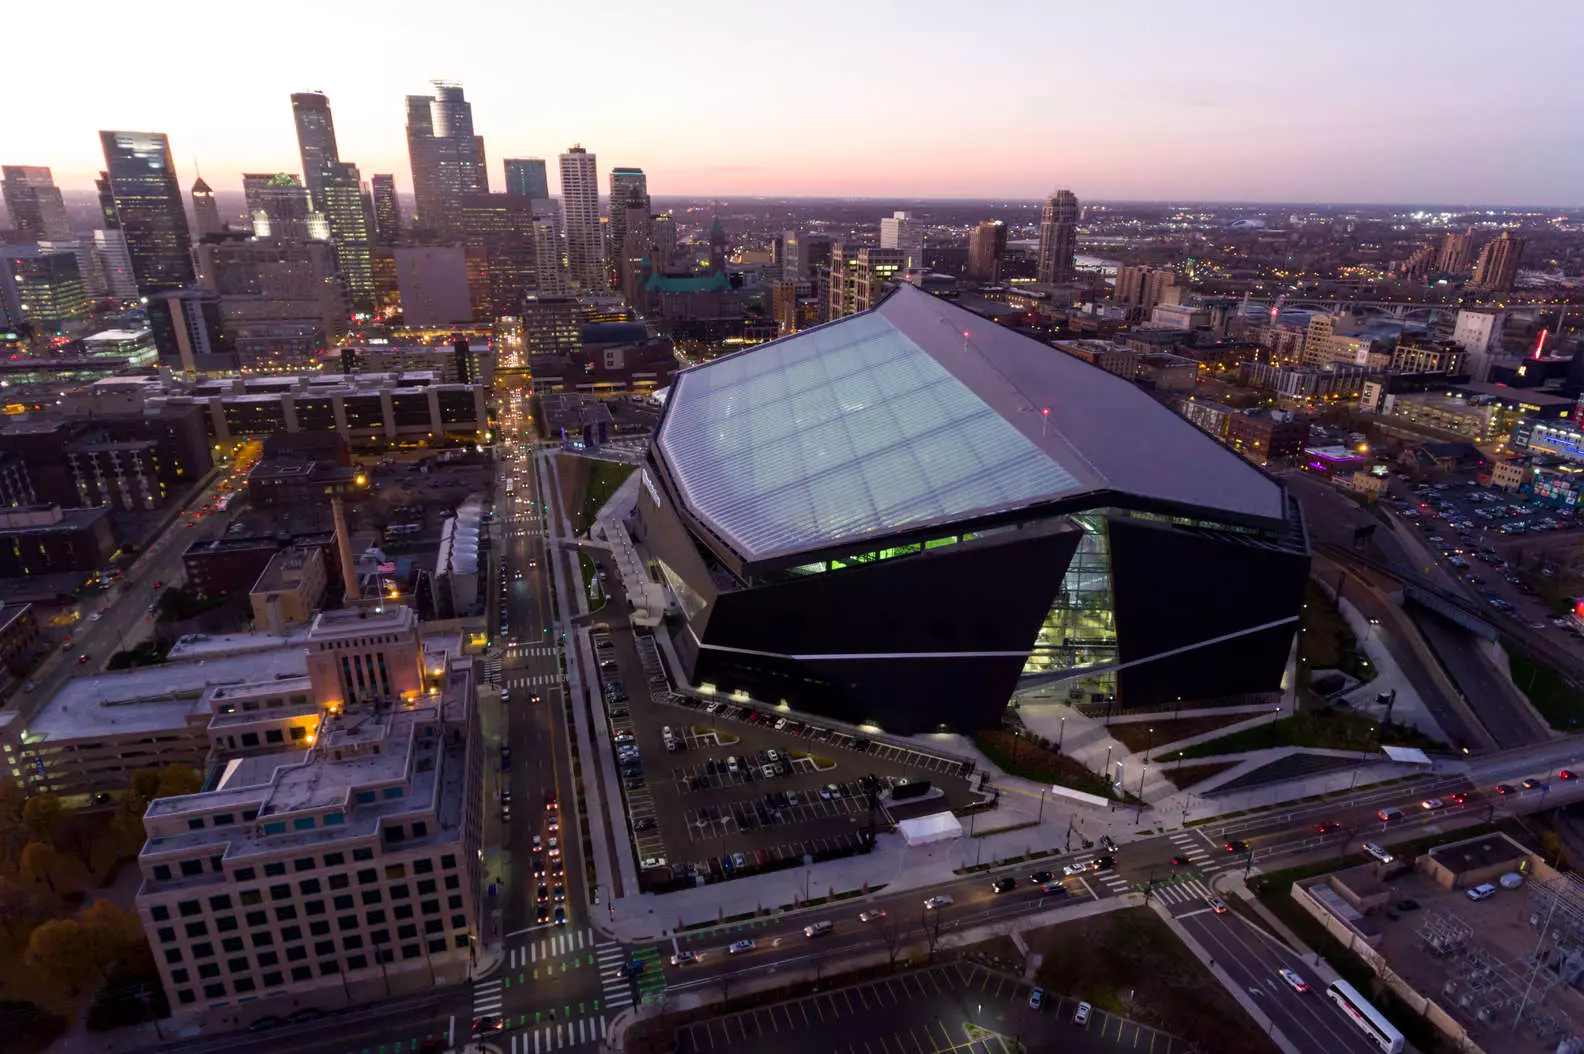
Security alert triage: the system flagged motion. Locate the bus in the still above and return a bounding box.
[1326,979,1404,1054]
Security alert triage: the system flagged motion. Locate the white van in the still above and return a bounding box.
[1467,883,1497,901]
[803,920,834,938]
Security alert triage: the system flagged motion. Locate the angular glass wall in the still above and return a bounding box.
[1019,514,1116,703]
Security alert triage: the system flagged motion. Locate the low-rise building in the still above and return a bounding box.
[247,459,369,508]
[1051,338,1140,380]
[0,504,116,578]
[133,613,480,1021]
[0,602,39,675]
[1388,392,1501,442]
[1225,410,1311,466]
[250,547,327,633]
[1177,397,1235,439]
[1488,457,1531,492]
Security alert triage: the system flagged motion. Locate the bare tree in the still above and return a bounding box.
[879,914,906,969]
[924,907,946,962]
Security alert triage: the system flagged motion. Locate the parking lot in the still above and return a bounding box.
[671,962,1186,1054]
[582,587,983,888]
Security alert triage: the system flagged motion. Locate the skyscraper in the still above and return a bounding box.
[405,82,484,236]
[290,91,339,213]
[243,174,320,242]
[1471,231,1525,293]
[371,174,400,246]
[607,167,648,282]
[474,137,489,192]
[461,193,540,317]
[98,131,195,295]
[879,210,923,271]
[1434,228,1475,273]
[191,176,222,237]
[967,220,1006,283]
[530,199,568,295]
[559,145,604,291]
[1035,189,1079,285]
[504,159,549,199]
[322,162,373,312]
[2,166,71,242]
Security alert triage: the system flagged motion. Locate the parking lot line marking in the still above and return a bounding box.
[844,989,858,1013]
[814,996,826,1022]
[800,1000,811,1026]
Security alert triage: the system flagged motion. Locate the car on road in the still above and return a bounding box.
[548,837,560,857]
[537,884,549,903]
[1278,968,1310,992]
[924,895,954,910]
[1495,783,1516,795]
[1223,840,1248,853]
[1030,870,1053,883]
[992,877,1017,894]
[1207,896,1228,914]
[532,835,542,853]
[1092,855,1115,871]
[1314,821,1340,834]
[1522,777,1543,789]
[1028,987,1044,1011]
[88,612,102,622]
[529,692,542,705]
[1170,855,1190,867]
[1448,791,1469,804]
[1073,1002,1092,1026]
[1040,882,1068,897]
[671,950,698,966]
[547,813,559,831]
[1562,770,1577,781]
[553,884,565,902]
[248,1016,284,1033]
[1376,808,1402,822]
[1062,862,1089,877]
[1420,798,1444,810]
[728,939,756,954]
[1363,842,1395,863]
[553,906,567,925]
[77,655,89,664]
[858,909,888,922]
[473,1016,503,1035]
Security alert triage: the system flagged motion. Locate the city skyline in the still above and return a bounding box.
[8,0,1581,207]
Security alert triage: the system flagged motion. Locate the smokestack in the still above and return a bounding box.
[332,497,359,604]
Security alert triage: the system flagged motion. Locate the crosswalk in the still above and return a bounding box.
[503,1018,607,1052]
[597,941,632,1008]
[509,646,560,658]
[1168,829,1217,870]
[508,927,591,968]
[505,673,561,688]
[474,976,504,1018]
[1149,876,1216,906]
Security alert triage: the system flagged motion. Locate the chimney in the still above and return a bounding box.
[331,497,359,604]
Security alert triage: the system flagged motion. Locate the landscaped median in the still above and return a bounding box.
[972,728,1137,802]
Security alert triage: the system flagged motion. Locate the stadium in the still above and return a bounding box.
[632,282,1310,734]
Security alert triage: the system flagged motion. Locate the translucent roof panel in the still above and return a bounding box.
[658,311,1083,560]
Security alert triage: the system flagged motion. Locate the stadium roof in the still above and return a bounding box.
[656,283,1286,562]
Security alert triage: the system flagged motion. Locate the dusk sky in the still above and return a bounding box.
[16,0,1584,205]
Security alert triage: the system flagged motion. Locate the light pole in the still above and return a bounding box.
[1038,788,1047,824]
[1135,761,1148,822]
[1057,715,1066,753]
[1102,743,1114,780]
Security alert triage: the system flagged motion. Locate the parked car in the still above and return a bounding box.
[1073,1002,1092,1026]
[1028,987,1044,1011]
[1467,883,1497,901]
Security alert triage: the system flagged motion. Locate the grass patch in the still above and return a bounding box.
[1026,908,1278,1054]
[1175,708,1439,761]
[575,460,636,535]
[1300,579,1375,683]
[577,552,606,613]
[1505,645,1584,731]
[1109,713,1255,754]
[1161,760,1238,790]
[973,729,1131,802]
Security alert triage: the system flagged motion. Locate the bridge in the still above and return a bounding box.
[1235,294,1581,319]
[1316,541,1501,640]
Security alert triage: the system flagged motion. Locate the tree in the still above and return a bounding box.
[154,765,202,801]
[81,899,141,976]
[27,918,95,995]
[19,841,57,892]
[22,794,62,847]
[878,913,906,968]
[129,769,162,804]
[924,907,946,961]
[0,778,26,868]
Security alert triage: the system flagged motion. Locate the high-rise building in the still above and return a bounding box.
[93,229,137,300]
[0,245,88,332]
[530,199,567,296]
[1471,231,1525,293]
[290,91,340,213]
[1035,189,1079,285]
[322,162,373,312]
[148,288,233,372]
[2,166,71,242]
[98,131,195,295]
[559,146,604,291]
[1434,228,1475,273]
[474,136,489,192]
[1112,265,1178,312]
[243,174,322,242]
[879,210,923,271]
[828,244,905,320]
[404,82,484,236]
[607,167,648,283]
[191,176,222,237]
[460,194,540,318]
[504,159,549,199]
[197,238,348,369]
[371,175,400,246]
[966,220,1006,283]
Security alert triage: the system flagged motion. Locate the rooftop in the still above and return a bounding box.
[655,283,1287,562]
[1428,832,1529,876]
[26,648,310,742]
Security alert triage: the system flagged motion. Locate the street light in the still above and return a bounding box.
[1057,715,1066,753]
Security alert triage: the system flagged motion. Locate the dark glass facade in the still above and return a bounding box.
[99,131,195,295]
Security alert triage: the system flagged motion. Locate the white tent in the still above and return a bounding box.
[897,812,963,847]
